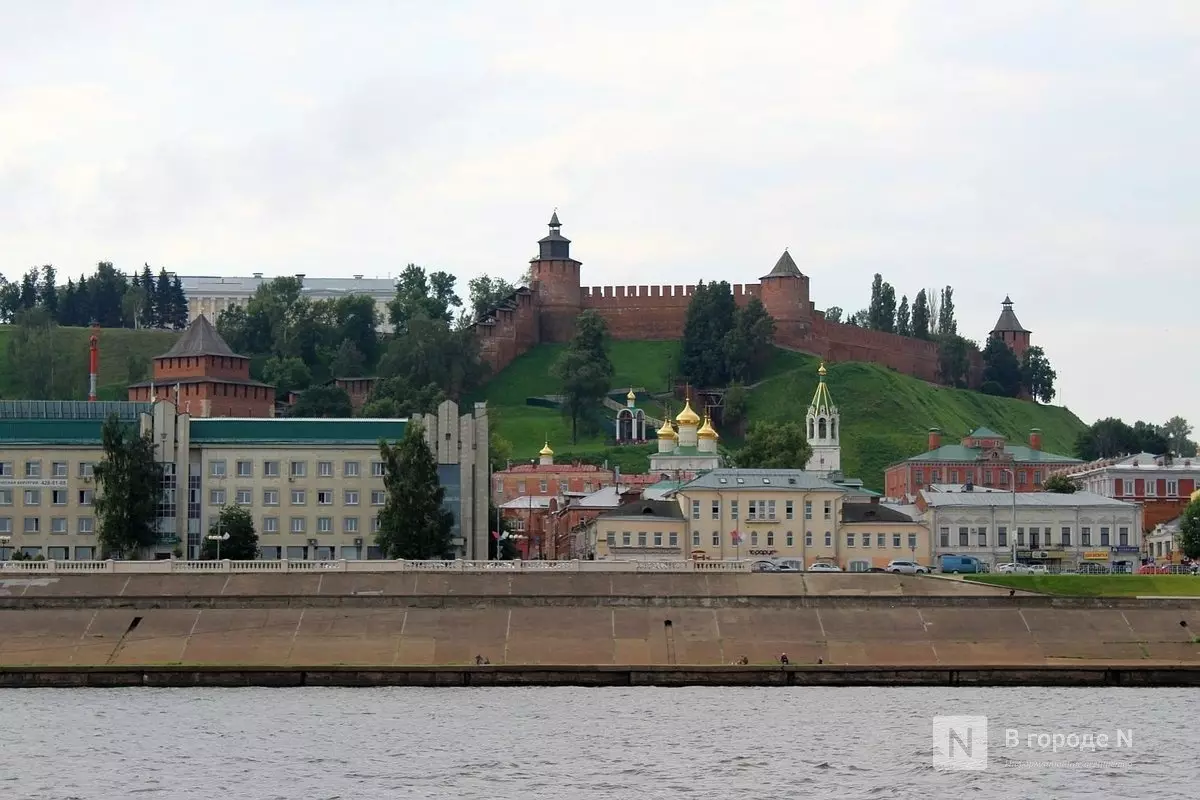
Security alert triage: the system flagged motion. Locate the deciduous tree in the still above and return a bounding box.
[1042,473,1077,494]
[1178,497,1200,560]
[1021,346,1057,403]
[896,295,911,337]
[552,310,614,443]
[732,421,812,469]
[376,421,454,559]
[1163,416,1196,457]
[289,384,354,418]
[981,337,1022,397]
[201,506,259,560]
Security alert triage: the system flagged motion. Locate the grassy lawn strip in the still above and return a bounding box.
[965,574,1200,597]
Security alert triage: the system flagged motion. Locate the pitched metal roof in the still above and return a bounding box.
[597,499,685,521]
[967,426,1004,439]
[920,491,1132,508]
[681,468,846,492]
[991,297,1029,333]
[160,314,242,359]
[901,443,1081,465]
[761,250,804,279]
[0,401,150,420]
[842,503,915,523]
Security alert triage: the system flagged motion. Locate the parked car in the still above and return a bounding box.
[886,559,930,575]
[808,562,843,572]
[939,554,985,574]
[1026,564,1049,575]
[996,562,1033,575]
[1076,563,1110,574]
[751,560,779,573]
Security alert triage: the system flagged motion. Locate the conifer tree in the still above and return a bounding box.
[375,421,454,559]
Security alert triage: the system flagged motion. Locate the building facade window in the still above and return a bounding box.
[236,460,253,477]
[318,461,333,478]
[263,517,279,534]
[317,490,333,505]
[344,461,360,478]
[209,489,226,506]
[290,517,306,533]
[939,527,950,547]
[263,489,279,506]
[209,460,226,478]
[291,489,306,505]
[235,489,252,506]
[264,460,280,478]
[290,461,306,478]
[344,490,359,506]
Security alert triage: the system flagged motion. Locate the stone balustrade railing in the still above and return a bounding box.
[0,559,753,574]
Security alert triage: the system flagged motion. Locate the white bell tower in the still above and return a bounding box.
[805,362,841,477]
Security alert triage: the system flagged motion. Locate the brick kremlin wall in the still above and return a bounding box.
[580,283,760,340]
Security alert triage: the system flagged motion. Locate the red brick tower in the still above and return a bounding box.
[758,250,811,341]
[990,296,1031,360]
[530,211,582,342]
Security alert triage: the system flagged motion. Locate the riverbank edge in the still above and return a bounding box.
[4,595,1200,610]
[2,665,1198,688]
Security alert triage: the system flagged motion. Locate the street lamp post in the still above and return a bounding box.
[207,531,230,560]
[1003,468,1017,568]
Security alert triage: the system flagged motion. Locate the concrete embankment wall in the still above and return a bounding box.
[4,665,1199,688]
[2,605,1198,668]
[1,573,1197,670]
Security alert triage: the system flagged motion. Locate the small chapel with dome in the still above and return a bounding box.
[650,398,723,475]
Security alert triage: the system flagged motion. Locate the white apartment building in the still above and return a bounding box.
[178,274,396,331]
[1050,452,1199,533]
[919,491,1143,572]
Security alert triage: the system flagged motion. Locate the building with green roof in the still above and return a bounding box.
[883,425,1082,501]
[0,399,488,563]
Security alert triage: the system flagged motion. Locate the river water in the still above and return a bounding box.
[0,687,1195,799]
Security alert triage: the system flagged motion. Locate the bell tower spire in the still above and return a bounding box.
[805,362,841,477]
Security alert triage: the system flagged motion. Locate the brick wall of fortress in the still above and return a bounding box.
[580,283,760,339]
[476,281,976,386]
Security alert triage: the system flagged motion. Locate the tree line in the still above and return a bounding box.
[219,265,500,420]
[1074,415,1197,461]
[91,413,457,560]
[0,263,189,329]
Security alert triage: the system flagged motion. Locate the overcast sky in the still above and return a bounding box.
[2,1,1196,429]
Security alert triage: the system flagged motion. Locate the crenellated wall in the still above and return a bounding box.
[470,221,1010,387]
[581,283,759,340]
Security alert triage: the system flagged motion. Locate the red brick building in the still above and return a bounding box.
[128,314,276,417]
[884,426,1082,500]
[473,213,1033,389]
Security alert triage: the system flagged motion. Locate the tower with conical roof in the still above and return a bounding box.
[758,249,812,339]
[990,296,1031,360]
[805,362,841,476]
[127,314,276,417]
[529,210,582,343]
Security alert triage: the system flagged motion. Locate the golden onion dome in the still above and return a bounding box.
[818,362,827,377]
[656,416,677,439]
[538,441,554,457]
[627,388,636,402]
[675,399,701,426]
[697,415,719,440]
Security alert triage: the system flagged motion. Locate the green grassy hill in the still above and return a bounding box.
[0,325,179,401]
[479,342,1088,490]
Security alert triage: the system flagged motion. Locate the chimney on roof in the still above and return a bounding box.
[1029,428,1042,451]
[928,428,941,451]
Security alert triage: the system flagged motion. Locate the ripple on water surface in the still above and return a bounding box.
[0,686,1195,799]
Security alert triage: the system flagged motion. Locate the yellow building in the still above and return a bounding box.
[839,503,931,570]
[590,499,687,560]
[0,398,488,562]
[675,468,848,564]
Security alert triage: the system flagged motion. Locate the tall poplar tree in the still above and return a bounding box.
[552,309,614,443]
[896,294,911,337]
[911,289,930,339]
[375,422,454,560]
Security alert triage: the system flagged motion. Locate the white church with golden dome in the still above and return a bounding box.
[651,398,723,475]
